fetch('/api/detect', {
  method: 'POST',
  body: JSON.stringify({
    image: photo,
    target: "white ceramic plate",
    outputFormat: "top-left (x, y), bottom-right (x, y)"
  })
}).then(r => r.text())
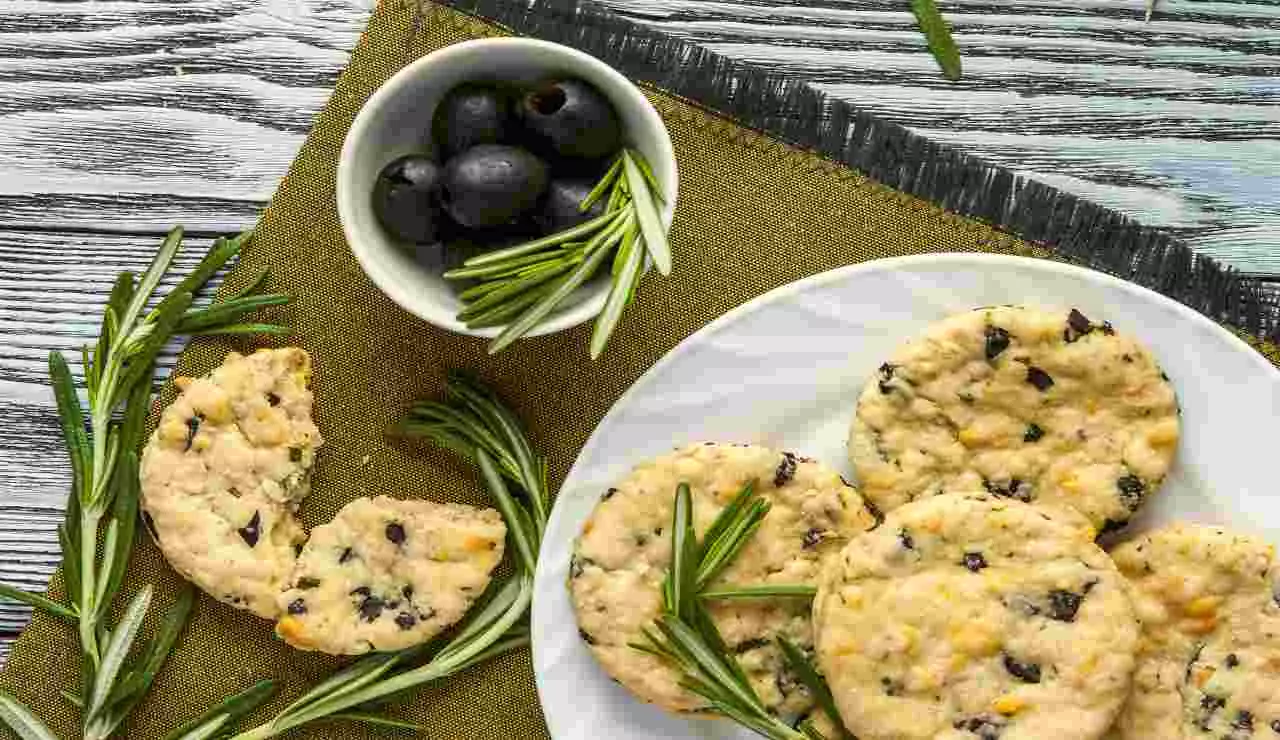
top-left (531, 253), bottom-right (1280, 740)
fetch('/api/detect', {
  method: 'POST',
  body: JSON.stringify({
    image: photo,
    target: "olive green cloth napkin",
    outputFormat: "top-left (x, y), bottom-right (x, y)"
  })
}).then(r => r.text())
top-left (3, 1), bottom-right (1276, 739)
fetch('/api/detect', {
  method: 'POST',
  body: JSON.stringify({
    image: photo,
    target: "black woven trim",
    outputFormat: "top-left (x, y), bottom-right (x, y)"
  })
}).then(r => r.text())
top-left (433, 0), bottom-right (1278, 342)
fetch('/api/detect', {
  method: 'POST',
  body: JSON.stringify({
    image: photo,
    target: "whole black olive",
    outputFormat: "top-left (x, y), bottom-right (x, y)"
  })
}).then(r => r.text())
top-left (440, 145), bottom-right (549, 230)
top-left (372, 155), bottom-right (443, 243)
top-left (519, 79), bottom-right (622, 160)
top-left (533, 178), bottom-right (606, 234)
top-left (432, 83), bottom-right (512, 158)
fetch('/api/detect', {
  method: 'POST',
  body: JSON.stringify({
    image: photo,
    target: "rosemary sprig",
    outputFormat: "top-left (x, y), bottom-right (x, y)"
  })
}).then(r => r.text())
top-left (0, 227), bottom-right (289, 740)
top-left (220, 373), bottom-right (547, 740)
top-left (635, 482), bottom-right (846, 740)
top-left (909, 0), bottom-right (962, 80)
top-left (444, 148), bottom-right (672, 358)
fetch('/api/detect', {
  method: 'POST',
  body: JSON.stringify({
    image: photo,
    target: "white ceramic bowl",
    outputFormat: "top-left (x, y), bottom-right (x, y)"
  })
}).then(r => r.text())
top-left (337, 38), bottom-right (678, 338)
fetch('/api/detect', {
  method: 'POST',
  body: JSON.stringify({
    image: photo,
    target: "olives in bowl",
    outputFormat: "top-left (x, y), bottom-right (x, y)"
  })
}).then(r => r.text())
top-left (338, 37), bottom-right (677, 344)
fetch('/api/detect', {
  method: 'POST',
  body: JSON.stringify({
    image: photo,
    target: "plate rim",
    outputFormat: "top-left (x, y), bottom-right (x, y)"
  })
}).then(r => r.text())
top-left (531, 252), bottom-right (1278, 737)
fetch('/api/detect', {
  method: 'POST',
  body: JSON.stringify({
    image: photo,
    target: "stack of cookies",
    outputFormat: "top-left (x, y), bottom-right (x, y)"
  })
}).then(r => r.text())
top-left (571, 307), bottom-right (1280, 739)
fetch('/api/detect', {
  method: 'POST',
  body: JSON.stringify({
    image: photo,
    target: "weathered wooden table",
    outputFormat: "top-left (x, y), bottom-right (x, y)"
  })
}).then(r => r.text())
top-left (2, 0), bottom-right (1276, 664)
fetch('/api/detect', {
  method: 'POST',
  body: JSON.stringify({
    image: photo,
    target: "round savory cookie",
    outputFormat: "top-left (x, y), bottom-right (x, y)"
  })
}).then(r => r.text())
top-left (848, 305), bottom-right (1179, 533)
top-left (813, 491), bottom-right (1138, 740)
top-left (140, 348), bottom-right (322, 618)
top-left (570, 442), bottom-right (879, 721)
top-left (1109, 524), bottom-right (1280, 739)
top-left (275, 496), bottom-right (506, 655)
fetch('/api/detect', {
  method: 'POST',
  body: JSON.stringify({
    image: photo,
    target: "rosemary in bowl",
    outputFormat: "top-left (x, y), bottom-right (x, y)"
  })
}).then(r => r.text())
top-left (445, 149), bottom-right (671, 358)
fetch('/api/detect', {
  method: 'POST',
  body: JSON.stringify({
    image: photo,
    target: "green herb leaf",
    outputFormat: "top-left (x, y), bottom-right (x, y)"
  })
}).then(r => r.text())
top-left (487, 237), bottom-right (614, 355)
top-left (163, 680), bottom-right (277, 740)
top-left (187, 323), bottom-right (292, 337)
top-left (458, 211), bottom-right (618, 270)
top-left (107, 587), bottom-right (194, 710)
top-left (591, 225), bottom-right (644, 359)
top-left (909, 0), bottom-right (962, 81)
top-left (48, 351), bottom-right (90, 506)
top-left (476, 450), bottom-right (538, 575)
top-left (0, 583), bottom-right (76, 622)
top-left (121, 227), bottom-right (184, 332)
top-left (57, 523), bottom-right (82, 607)
top-left (778, 636), bottom-right (851, 740)
top-left (97, 450), bottom-right (141, 616)
top-left (579, 156), bottom-right (623, 213)
top-left (86, 584), bottom-right (152, 720)
top-left (0, 690), bottom-right (61, 740)
top-left (622, 150), bottom-right (672, 276)
top-left (330, 712), bottom-right (424, 732)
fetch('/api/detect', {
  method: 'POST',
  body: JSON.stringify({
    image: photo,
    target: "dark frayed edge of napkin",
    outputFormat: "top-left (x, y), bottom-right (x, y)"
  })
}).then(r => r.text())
top-left (433, 0), bottom-right (1280, 347)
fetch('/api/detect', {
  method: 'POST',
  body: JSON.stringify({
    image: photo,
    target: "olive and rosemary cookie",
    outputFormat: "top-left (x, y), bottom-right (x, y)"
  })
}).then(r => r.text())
top-left (140, 348), bottom-right (322, 618)
top-left (813, 492), bottom-right (1138, 740)
top-left (848, 305), bottom-right (1179, 533)
top-left (275, 495), bottom-right (506, 655)
top-left (570, 442), bottom-right (879, 720)
top-left (1109, 524), bottom-right (1280, 739)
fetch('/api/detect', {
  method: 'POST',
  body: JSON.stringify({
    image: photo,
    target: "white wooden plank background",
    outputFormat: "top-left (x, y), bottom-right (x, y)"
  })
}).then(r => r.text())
top-left (1, 0), bottom-right (1277, 665)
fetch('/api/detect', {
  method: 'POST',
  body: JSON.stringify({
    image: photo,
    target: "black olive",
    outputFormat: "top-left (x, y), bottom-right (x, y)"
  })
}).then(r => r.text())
top-left (1116, 475), bottom-right (1146, 511)
top-left (339, 547), bottom-right (354, 564)
top-left (963, 552), bottom-right (988, 572)
top-left (519, 79), bottom-right (621, 160)
top-left (878, 363), bottom-right (897, 394)
top-left (266, 392), bottom-right (281, 407)
top-left (432, 83), bottom-right (512, 158)
top-left (1066, 309), bottom-right (1092, 340)
top-left (237, 511), bottom-right (261, 548)
top-left (289, 448), bottom-right (303, 463)
top-left (984, 326), bottom-right (1011, 360)
top-left (402, 584), bottom-right (414, 599)
top-left (732, 638), bottom-right (769, 653)
top-left (897, 528), bottom-right (915, 550)
top-left (1024, 423), bottom-right (1044, 443)
top-left (1002, 653), bottom-right (1041, 683)
top-left (983, 478), bottom-right (1033, 503)
top-left (296, 577), bottom-right (321, 590)
top-left (395, 612), bottom-right (417, 630)
top-left (1099, 518), bottom-right (1127, 537)
top-left (1235, 710), bottom-right (1255, 732)
top-left (533, 178), bottom-right (606, 234)
top-left (1226, 653), bottom-right (1240, 668)
top-left (774, 452), bottom-right (797, 487)
top-left (1270, 718), bottom-right (1280, 732)
top-left (578, 628), bottom-right (597, 645)
top-left (954, 715), bottom-right (1005, 739)
top-left (863, 497), bottom-right (885, 527)
top-left (184, 414), bottom-right (203, 452)
top-left (357, 593), bottom-right (385, 623)
top-left (287, 599), bottom-right (307, 615)
top-left (441, 145), bottom-right (549, 229)
top-left (372, 155), bottom-right (444, 243)
top-left (802, 528), bottom-right (823, 549)
top-left (602, 488), bottom-right (617, 500)
top-left (1047, 589), bottom-right (1083, 622)
top-left (386, 522), bottom-right (407, 545)
top-left (142, 511), bottom-right (160, 543)
top-left (1025, 366), bottom-right (1055, 391)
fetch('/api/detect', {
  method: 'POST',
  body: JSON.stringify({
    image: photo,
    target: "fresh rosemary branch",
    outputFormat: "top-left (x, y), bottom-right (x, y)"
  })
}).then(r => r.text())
top-left (444, 148), bottom-right (671, 358)
top-left (221, 372), bottom-right (547, 740)
top-left (634, 483), bottom-right (846, 740)
top-left (910, 0), bottom-right (962, 81)
top-left (0, 227), bottom-right (290, 740)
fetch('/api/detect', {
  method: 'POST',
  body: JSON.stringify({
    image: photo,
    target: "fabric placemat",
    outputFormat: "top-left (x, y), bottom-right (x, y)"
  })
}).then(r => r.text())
top-left (3, 1), bottom-right (1277, 738)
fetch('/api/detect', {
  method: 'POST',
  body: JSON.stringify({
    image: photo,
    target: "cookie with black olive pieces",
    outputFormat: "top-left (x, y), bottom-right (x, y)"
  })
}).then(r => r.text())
top-left (140, 348), bottom-right (322, 618)
top-left (848, 306), bottom-right (1179, 533)
top-left (569, 442), bottom-right (879, 720)
top-left (275, 496), bottom-right (506, 655)
top-left (1108, 524), bottom-right (1280, 739)
top-left (813, 491), bottom-right (1138, 740)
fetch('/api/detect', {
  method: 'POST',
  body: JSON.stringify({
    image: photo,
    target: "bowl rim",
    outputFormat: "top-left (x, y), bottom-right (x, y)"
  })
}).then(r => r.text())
top-left (336, 36), bottom-right (679, 340)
